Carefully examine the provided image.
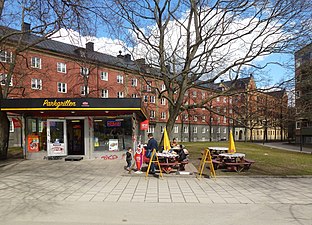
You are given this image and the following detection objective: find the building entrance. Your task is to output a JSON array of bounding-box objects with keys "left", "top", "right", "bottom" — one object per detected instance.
[{"left": 67, "top": 120, "right": 84, "bottom": 155}]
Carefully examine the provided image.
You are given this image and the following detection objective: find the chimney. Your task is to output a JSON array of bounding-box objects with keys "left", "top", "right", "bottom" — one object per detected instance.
[
  {"left": 135, "top": 58, "right": 145, "bottom": 65},
  {"left": 22, "top": 22, "right": 31, "bottom": 32},
  {"left": 86, "top": 42, "right": 94, "bottom": 51},
  {"left": 124, "top": 54, "right": 131, "bottom": 61}
]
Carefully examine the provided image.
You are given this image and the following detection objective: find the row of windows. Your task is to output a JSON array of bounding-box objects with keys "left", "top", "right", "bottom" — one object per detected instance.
[{"left": 147, "top": 125, "right": 229, "bottom": 134}]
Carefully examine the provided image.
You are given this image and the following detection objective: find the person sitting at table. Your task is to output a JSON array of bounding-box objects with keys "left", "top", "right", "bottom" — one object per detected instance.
[{"left": 171, "top": 138, "right": 179, "bottom": 148}]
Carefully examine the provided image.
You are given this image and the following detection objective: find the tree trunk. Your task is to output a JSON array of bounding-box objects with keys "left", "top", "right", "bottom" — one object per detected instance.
[{"left": 0, "top": 111, "right": 9, "bottom": 160}]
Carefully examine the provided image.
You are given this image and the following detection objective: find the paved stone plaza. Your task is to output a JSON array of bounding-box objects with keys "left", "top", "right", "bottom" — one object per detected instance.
[{"left": 0, "top": 159, "right": 311, "bottom": 224}]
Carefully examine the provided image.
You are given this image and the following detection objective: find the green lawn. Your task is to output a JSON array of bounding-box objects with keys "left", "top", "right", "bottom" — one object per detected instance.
[{"left": 184, "top": 142, "right": 312, "bottom": 176}]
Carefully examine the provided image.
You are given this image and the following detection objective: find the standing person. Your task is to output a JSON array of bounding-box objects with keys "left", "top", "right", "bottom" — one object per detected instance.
[
  {"left": 146, "top": 133, "right": 158, "bottom": 174},
  {"left": 125, "top": 147, "right": 132, "bottom": 171}
]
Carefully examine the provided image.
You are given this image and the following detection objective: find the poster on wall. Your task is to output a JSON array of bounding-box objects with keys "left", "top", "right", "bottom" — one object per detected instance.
[
  {"left": 109, "top": 139, "right": 118, "bottom": 151},
  {"left": 27, "top": 135, "right": 39, "bottom": 152}
]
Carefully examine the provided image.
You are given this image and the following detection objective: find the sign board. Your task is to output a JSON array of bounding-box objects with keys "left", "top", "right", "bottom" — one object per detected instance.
[
  {"left": 140, "top": 120, "right": 149, "bottom": 130},
  {"left": 109, "top": 139, "right": 118, "bottom": 151},
  {"left": 27, "top": 135, "right": 39, "bottom": 152}
]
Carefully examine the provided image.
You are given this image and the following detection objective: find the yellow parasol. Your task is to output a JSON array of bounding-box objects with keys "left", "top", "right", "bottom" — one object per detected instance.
[
  {"left": 163, "top": 127, "right": 171, "bottom": 151},
  {"left": 228, "top": 130, "right": 236, "bottom": 154}
]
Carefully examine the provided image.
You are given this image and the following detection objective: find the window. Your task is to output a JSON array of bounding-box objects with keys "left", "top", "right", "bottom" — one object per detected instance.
[
  {"left": 150, "top": 110, "right": 155, "bottom": 119},
  {"left": 161, "top": 84, "right": 166, "bottom": 91},
  {"left": 80, "top": 67, "right": 89, "bottom": 76},
  {"left": 0, "top": 74, "right": 13, "bottom": 86},
  {"left": 161, "top": 112, "right": 166, "bottom": 119},
  {"left": 192, "top": 91, "right": 197, "bottom": 97},
  {"left": 80, "top": 86, "right": 89, "bottom": 96},
  {"left": 202, "top": 92, "right": 205, "bottom": 99},
  {"left": 202, "top": 115, "right": 206, "bottom": 122},
  {"left": 57, "top": 63, "right": 66, "bottom": 73},
  {"left": 183, "top": 126, "right": 188, "bottom": 133},
  {"left": 31, "top": 78, "right": 42, "bottom": 90},
  {"left": 117, "top": 91, "right": 124, "bottom": 98},
  {"left": 193, "top": 115, "right": 197, "bottom": 122},
  {"left": 0, "top": 50, "right": 12, "bottom": 63},
  {"left": 131, "top": 78, "right": 137, "bottom": 86},
  {"left": 148, "top": 125, "right": 155, "bottom": 133},
  {"left": 193, "top": 127, "right": 197, "bottom": 133},
  {"left": 229, "top": 97, "right": 232, "bottom": 104},
  {"left": 229, "top": 109, "right": 233, "bottom": 114},
  {"left": 211, "top": 128, "right": 214, "bottom": 133},
  {"left": 223, "top": 128, "right": 227, "bottom": 133},
  {"left": 132, "top": 93, "right": 138, "bottom": 98},
  {"left": 160, "top": 126, "right": 164, "bottom": 133},
  {"left": 117, "top": 75, "right": 123, "bottom": 84},
  {"left": 31, "top": 57, "right": 41, "bottom": 69},
  {"left": 224, "top": 108, "right": 227, "bottom": 113},
  {"left": 101, "top": 89, "right": 108, "bottom": 98},
  {"left": 57, "top": 82, "right": 67, "bottom": 93},
  {"left": 100, "top": 71, "right": 108, "bottom": 81},
  {"left": 150, "top": 95, "right": 155, "bottom": 103},
  {"left": 161, "top": 98, "right": 166, "bottom": 105},
  {"left": 202, "top": 127, "right": 206, "bottom": 133},
  {"left": 9, "top": 120, "right": 14, "bottom": 133},
  {"left": 223, "top": 97, "right": 227, "bottom": 103},
  {"left": 143, "top": 95, "right": 148, "bottom": 102},
  {"left": 147, "top": 81, "right": 152, "bottom": 92},
  {"left": 174, "top": 126, "right": 178, "bottom": 133},
  {"left": 223, "top": 116, "right": 227, "bottom": 123},
  {"left": 216, "top": 97, "right": 220, "bottom": 102}
]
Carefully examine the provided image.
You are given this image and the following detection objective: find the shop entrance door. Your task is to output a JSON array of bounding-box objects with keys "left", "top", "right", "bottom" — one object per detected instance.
[
  {"left": 67, "top": 120, "right": 84, "bottom": 155},
  {"left": 47, "top": 119, "right": 67, "bottom": 156}
]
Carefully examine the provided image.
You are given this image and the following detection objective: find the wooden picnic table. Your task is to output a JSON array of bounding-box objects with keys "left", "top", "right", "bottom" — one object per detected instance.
[{"left": 212, "top": 153, "right": 255, "bottom": 172}]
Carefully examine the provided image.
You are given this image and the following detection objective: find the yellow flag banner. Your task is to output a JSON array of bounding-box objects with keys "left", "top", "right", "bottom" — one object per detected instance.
[
  {"left": 163, "top": 128, "right": 171, "bottom": 151},
  {"left": 228, "top": 130, "right": 236, "bottom": 154}
]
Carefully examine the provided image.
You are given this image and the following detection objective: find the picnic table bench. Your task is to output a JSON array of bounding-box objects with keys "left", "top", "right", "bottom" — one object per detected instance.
[{"left": 212, "top": 158, "right": 255, "bottom": 172}]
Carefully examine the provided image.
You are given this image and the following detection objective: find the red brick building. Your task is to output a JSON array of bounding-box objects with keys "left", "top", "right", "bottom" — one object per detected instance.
[{"left": 0, "top": 24, "right": 288, "bottom": 159}]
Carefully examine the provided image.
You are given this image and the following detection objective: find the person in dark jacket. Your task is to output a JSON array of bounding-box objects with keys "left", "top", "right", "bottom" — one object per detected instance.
[
  {"left": 126, "top": 147, "right": 132, "bottom": 171},
  {"left": 146, "top": 133, "right": 158, "bottom": 174}
]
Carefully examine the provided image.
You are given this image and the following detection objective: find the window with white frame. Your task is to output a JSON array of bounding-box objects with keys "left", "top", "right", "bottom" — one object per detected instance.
[
  {"left": 216, "top": 97, "right": 220, "bottom": 102},
  {"left": 148, "top": 125, "right": 155, "bottom": 133},
  {"left": 184, "top": 114, "right": 188, "bottom": 121},
  {"left": 150, "top": 110, "right": 155, "bottom": 118},
  {"left": 202, "top": 127, "right": 206, "bottom": 133},
  {"left": 150, "top": 95, "right": 155, "bottom": 103},
  {"left": 224, "top": 108, "right": 227, "bottom": 113},
  {"left": 229, "top": 97, "right": 232, "bottom": 104},
  {"left": 217, "top": 116, "right": 220, "bottom": 123},
  {"left": 147, "top": 81, "right": 152, "bottom": 92},
  {"left": 0, "top": 74, "right": 13, "bottom": 86},
  {"left": 211, "top": 128, "right": 214, "bottom": 133},
  {"left": 193, "top": 115, "right": 198, "bottom": 122},
  {"left": 143, "top": 95, "right": 148, "bottom": 102},
  {"left": 223, "top": 116, "right": 227, "bottom": 123},
  {"left": 230, "top": 119, "right": 233, "bottom": 124},
  {"left": 131, "top": 78, "right": 137, "bottom": 86},
  {"left": 57, "top": 62, "right": 66, "bottom": 73},
  {"left": 193, "top": 127, "right": 197, "bottom": 133},
  {"left": 217, "top": 127, "right": 221, "bottom": 133},
  {"left": 202, "top": 115, "right": 206, "bottom": 122},
  {"left": 223, "top": 127, "right": 227, "bottom": 133},
  {"left": 183, "top": 126, "right": 188, "bottom": 133},
  {"left": 223, "top": 97, "right": 227, "bottom": 103},
  {"left": 174, "top": 126, "right": 178, "bottom": 133},
  {"left": 161, "top": 112, "right": 166, "bottom": 119},
  {"left": 117, "top": 75, "right": 123, "bottom": 84},
  {"left": 117, "top": 91, "right": 124, "bottom": 98},
  {"left": 0, "top": 50, "right": 12, "bottom": 63},
  {"left": 132, "top": 93, "right": 138, "bottom": 98},
  {"left": 161, "top": 84, "right": 166, "bottom": 91},
  {"left": 161, "top": 98, "right": 166, "bottom": 105},
  {"left": 229, "top": 109, "right": 232, "bottom": 114},
  {"left": 31, "top": 57, "right": 41, "bottom": 69},
  {"left": 192, "top": 91, "right": 197, "bottom": 97},
  {"left": 202, "top": 92, "right": 205, "bottom": 99},
  {"left": 101, "top": 89, "right": 108, "bottom": 98},
  {"left": 9, "top": 120, "right": 14, "bottom": 132},
  {"left": 80, "top": 67, "right": 89, "bottom": 76},
  {"left": 100, "top": 71, "right": 108, "bottom": 81},
  {"left": 31, "top": 78, "right": 42, "bottom": 90},
  {"left": 57, "top": 82, "right": 67, "bottom": 93},
  {"left": 80, "top": 86, "right": 89, "bottom": 95}
]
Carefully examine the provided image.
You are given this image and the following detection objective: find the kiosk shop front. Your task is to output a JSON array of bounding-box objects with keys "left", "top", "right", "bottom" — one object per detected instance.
[{"left": 1, "top": 98, "right": 147, "bottom": 160}]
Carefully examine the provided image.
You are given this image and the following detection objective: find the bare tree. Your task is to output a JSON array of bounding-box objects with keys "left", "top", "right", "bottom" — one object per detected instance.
[
  {"left": 95, "top": 0, "right": 311, "bottom": 138},
  {"left": 0, "top": 0, "right": 98, "bottom": 159}
]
